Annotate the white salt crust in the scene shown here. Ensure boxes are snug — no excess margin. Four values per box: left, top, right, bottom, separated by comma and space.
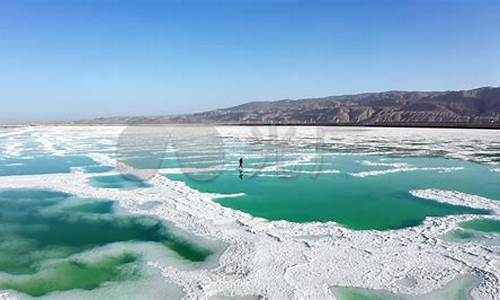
0, 126, 499, 299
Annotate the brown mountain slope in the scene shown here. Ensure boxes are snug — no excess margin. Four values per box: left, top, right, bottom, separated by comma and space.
79, 87, 500, 126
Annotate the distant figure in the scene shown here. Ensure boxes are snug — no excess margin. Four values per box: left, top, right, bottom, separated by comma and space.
239, 157, 243, 169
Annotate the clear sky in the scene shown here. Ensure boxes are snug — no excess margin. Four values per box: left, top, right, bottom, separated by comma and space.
0, 0, 499, 122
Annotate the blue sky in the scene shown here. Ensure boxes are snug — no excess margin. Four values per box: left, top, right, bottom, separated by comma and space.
0, 0, 499, 122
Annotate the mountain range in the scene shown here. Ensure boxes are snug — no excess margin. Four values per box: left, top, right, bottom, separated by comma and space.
78, 86, 500, 127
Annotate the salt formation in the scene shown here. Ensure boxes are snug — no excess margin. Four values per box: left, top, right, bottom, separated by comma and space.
0, 126, 499, 299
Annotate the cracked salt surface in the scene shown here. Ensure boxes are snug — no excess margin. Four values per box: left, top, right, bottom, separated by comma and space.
0, 126, 499, 299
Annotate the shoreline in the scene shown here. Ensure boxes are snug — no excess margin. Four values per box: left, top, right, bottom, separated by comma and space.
2, 123, 500, 130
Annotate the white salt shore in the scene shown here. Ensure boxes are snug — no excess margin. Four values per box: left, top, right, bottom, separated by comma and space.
349, 166, 464, 178
0, 126, 499, 299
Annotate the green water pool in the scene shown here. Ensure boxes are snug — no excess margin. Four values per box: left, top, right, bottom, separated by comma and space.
167, 155, 498, 230
0, 189, 214, 297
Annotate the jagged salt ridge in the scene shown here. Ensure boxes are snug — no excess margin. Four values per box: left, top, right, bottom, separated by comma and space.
349, 167, 464, 178
411, 189, 500, 214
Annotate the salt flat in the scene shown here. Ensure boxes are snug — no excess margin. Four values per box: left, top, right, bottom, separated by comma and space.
0, 126, 499, 299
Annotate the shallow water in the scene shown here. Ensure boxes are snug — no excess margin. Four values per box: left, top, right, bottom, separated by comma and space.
332, 274, 480, 300
459, 219, 500, 233
442, 218, 500, 244
88, 174, 152, 189
0, 189, 215, 297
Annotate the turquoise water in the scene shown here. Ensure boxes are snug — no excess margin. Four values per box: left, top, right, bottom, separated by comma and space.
459, 218, 500, 233
88, 174, 151, 189
1, 127, 499, 297
82, 165, 114, 173
80, 133, 500, 230
0, 189, 215, 297
167, 155, 497, 230
0, 156, 97, 176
